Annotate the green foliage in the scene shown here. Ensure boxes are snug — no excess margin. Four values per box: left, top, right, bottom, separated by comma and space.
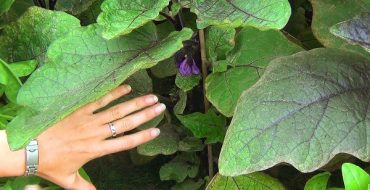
97, 0, 170, 39
1, 0, 370, 189
0, 7, 81, 64
330, 13, 370, 52
219, 48, 370, 176
7, 23, 193, 150
310, 0, 370, 58
304, 172, 331, 190
189, 0, 292, 29
342, 163, 370, 190
206, 172, 286, 190
177, 109, 226, 144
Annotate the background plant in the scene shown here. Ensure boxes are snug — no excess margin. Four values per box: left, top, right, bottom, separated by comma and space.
0, 0, 369, 189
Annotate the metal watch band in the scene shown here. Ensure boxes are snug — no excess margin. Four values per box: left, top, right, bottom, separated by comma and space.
25, 139, 39, 176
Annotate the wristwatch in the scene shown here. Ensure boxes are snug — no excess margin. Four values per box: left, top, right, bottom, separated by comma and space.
25, 139, 39, 176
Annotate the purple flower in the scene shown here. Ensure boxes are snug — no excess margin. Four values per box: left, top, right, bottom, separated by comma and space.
177, 57, 200, 76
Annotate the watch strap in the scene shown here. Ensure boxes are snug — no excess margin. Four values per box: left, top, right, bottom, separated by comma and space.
25, 139, 39, 176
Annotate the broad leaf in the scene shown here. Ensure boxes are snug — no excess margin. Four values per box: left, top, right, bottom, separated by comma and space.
342, 163, 370, 190
330, 13, 370, 52
219, 48, 370, 176
7, 24, 193, 150
151, 57, 178, 78
206, 27, 303, 117
304, 172, 331, 190
175, 74, 200, 92
137, 126, 179, 156
78, 0, 104, 26
189, 0, 291, 29
177, 109, 226, 144
160, 153, 200, 183
0, 0, 14, 16
206, 172, 285, 190
206, 26, 235, 62
310, 0, 370, 58
0, 59, 21, 102
0, 7, 81, 64
172, 179, 204, 190
97, 0, 170, 39
56, 0, 98, 15
0, 0, 32, 28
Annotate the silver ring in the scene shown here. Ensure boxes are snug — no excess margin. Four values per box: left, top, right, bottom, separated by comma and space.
108, 122, 117, 137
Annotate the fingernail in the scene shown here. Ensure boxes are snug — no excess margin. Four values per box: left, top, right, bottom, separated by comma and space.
154, 103, 166, 113
125, 85, 131, 92
151, 128, 160, 137
146, 95, 158, 104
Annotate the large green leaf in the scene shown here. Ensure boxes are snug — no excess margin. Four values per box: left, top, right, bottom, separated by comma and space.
97, 0, 170, 39
304, 172, 331, 190
189, 0, 291, 29
0, 0, 32, 28
0, 59, 22, 102
6, 24, 193, 150
0, 7, 81, 64
310, 0, 370, 58
177, 109, 226, 144
206, 172, 285, 190
330, 13, 370, 52
175, 74, 201, 92
206, 26, 235, 62
0, 0, 14, 16
342, 163, 370, 190
56, 0, 98, 15
8, 60, 38, 77
205, 27, 303, 117
219, 48, 370, 176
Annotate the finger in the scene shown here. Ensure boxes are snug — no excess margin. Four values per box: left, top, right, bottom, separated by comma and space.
99, 103, 166, 139
63, 172, 96, 190
94, 94, 159, 124
83, 85, 132, 113
99, 128, 160, 156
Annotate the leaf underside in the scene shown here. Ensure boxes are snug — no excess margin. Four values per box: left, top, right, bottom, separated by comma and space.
219, 48, 370, 176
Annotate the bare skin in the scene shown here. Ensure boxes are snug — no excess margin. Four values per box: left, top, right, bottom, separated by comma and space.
0, 84, 165, 190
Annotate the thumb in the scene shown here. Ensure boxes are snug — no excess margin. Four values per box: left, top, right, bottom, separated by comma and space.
67, 172, 96, 190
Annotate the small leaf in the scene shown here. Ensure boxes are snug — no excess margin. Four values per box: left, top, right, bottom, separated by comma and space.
175, 74, 201, 92
171, 179, 204, 190
219, 48, 370, 176
78, 168, 92, 183
0, 59, 21, 103
342, 163, 370, 190
160, 152, 200, 183
97, 0, 170, 39
0, 0, 14, 16
7, 24, 193, 150
151, 57, 178, 78
310, 0, 370, 58
189, 0, 291, 29
206, 26, 235, 62
178, 137, 205, 152
330, 13, 370, 52
0, 7, 81, 64
137, 126, 179, 156
304, 172, 331, 190
174, 90, 187, 115
8, 60, 38, 77
177, 109, 226, 144
206, 172, 285, 190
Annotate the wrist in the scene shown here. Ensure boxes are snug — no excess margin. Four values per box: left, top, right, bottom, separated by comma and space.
0, 131, 25, 176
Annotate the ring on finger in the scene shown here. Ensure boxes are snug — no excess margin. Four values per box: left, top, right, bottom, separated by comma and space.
108, 122, 117, 138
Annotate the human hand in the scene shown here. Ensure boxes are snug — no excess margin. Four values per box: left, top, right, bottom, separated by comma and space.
35, 85, 164, 190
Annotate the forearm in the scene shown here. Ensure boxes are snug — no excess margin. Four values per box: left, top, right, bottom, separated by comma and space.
0, 130, 25, 177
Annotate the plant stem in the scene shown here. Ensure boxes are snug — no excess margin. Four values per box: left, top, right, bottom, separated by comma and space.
159, 12, 182, 31
199, 29, 214, 179
49, 0, 57, 10
38, 0, 46, 8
